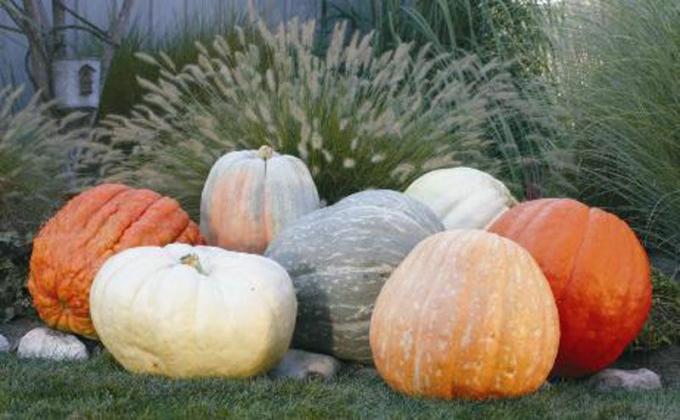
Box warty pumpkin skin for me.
[488,198,652,377]
[28,183,203,338]
[404,167,517,230]
[90,244,297,378]
[265,190,444,363]
[200,145,320,254]
[370,230,560,400]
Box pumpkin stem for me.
[257,145,274,160]
[180,254,206,275]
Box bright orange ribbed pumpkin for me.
[28,183,203,338]
[370,230,560,400]
[489,198,652,377]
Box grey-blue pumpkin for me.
[265,189,444,363]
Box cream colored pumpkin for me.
[405,167,517,230]
[90,244,297,378]
[200,145,320,254]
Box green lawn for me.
[1,353,679,419]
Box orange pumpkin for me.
[370,230,559,400]
[28,183,203,338]
[489,198,652,377]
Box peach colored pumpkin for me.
[489,198,652,377]
[28,183,203,338]
[370,230,560,400]
[200,146,320,254]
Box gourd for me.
[90,244,297,378]
[200,145,320,254]
[405,167,516,229]
[489,198,652,377]
[265,190,444,363]
[28,183,203,338]
[370,230,560,400]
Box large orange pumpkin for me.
[370,230,560,400]
[28,183,203,338]
[489,198,652,377]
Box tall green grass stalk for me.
[98,19,549,217]
[548,0,680,258]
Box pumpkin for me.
[370,230,560,400]
[404,167,516,230]
[200,145,320,254]
[265,190,444,363]
[90,244,297,378]
[28,183,203,338]
[489,199,652,377]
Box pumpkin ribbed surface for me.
[200,147,319,254]
[489,198,652,377]
[90,244,297,378]
[28,183,203,338]
[370,230,559,399]
[265,190,444,363]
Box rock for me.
[0,334,9,353]
[269,349,341,381]
[0,317,43,352]
[590,368,662,392]
[17,327,88,361]
[616,345,680,387]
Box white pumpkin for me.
[90,244,297,378]
[404,167,517,230]
[200,145,320,254]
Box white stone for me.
[17,327,88,361]
[590,368,662,392]
[0,334,9,353]
[269,349,341,381]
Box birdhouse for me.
[52,59,101,109]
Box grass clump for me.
[0,87,87,321]
[99,19,545,215]
[548,0,680,258]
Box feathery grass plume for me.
[547,0,680,258]
[0,87,88,321]
[100,19,548,216]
